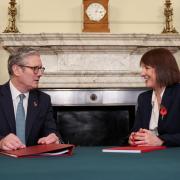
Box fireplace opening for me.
[43,89,144,146]
[53,105,135,146]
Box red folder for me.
[102,146,166,153]
[0,144,74,158]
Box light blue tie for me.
[16,94,26,144]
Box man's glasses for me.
[19,65,45,74]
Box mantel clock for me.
[83,0,110,32]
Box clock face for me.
[86,3,107,22]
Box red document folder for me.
[102,146,166,153]
[0,144,74,158]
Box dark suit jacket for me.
[0,82,60,146]
[132,83,180,147]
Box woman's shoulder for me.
[138,89,152,102]
[139,89,152,97]
[166,83,180,92]
[174,83,180,89]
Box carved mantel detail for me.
[0,33,180,88]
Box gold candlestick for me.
[3,0,20,33]
[162,0,178,34]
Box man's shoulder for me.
[0,81,9,88]
[0,82,10,95]
[30,89,50,99]
[31,89,49,96]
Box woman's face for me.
[140,63,158,89]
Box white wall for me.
[0,0,180,84]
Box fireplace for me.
[43,88,144,146]
[1,33,179,145]
[1,33,179,89]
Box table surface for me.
[0,147,180,180]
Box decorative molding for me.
[1,33,180,46]
[0,33,180,88]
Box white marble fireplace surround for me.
[0,33,180,89]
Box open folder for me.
[102,146,166,153]
[0,144,74,158]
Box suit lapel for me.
[144,92,153,128]
[0,82,16,133]
[161,86,173,113]
[158,86,173,127]
[25,90,39,142]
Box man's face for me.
[13,55,44,92]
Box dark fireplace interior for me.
[43,88,143,146]
[53,105,135,146]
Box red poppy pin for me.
[33,101,38,107]
[160,105,167,120]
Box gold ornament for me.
[162,0,178,34]
[3,0,20,33]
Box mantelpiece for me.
[0,33,180,88]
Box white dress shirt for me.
[149,88,165,135]
[9,81,29,119]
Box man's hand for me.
[38,133,60,145]
[0,133,26,150]
[129,128,164,146]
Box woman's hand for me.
[128,132,136,146]
[129,128,164,146]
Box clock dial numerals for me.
[86,3,106,22]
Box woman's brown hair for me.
[140,48,180,87]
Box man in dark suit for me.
[0,47,61,150]
[129,48,180,147]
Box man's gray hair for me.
[8,47,40,76]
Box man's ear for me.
[12,64,22,76]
